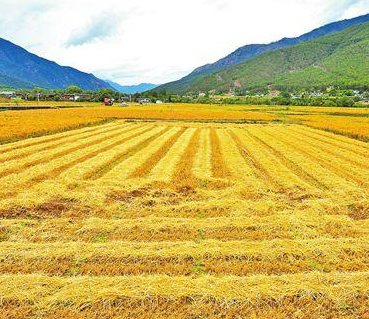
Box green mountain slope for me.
[190,22,369,93]
[157,13,369,93]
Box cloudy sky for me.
[0,0,368,85]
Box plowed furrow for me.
[1,272,368,308]
[192,129,212,181]
[86,127,171,180]
[257,127,353,190]
[228,130,279,189]
[149,128,197,182]
[0,125,143,180]
[247,128,326,190]
[130,128,187,178]
[1,238,368,276]
[299,125,369,151]
[30,126,155,183]
[231,128,313,190]
[244,128,312,190]
[3,297,368,319]
[0,123,125,164]
[3,212,366,242]
[1,253,367,276]
[172,129,201,188]
[0,293,369,319]
[210,129,230,179]
[271,128,369,188]
[288,127,369,171]
[291,125,369,158]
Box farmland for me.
[0,105,369,318]
[1,103,369,143]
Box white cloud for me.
[340,0,369,18]
[65,12,122,47]
[0,0,368,85]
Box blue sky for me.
[0,0,368,85]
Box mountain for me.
[0,37,113,90]
[106,81,159,94]
[0,72,35,89]
[190,21,369,93]
[157,13,369,93]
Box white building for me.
[0,91,16,98]
[137,98,151,104]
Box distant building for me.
[0,91,16,98]
[291,94,302,99]
[269,90,280,97]
[198,92,206,98]
[137,98,151,104]
[61,94,75,101]
[309,92,324,97]
[61,94,91,101]
[156,100,163,104]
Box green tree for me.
[12,97,22,106]
[94,89,117,102]
[66,85,83,94]
[279,91,291,99]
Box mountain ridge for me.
[190,21,369,92]
[157,12,369,93]
[0,37,113,90]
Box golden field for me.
[0,110,369,318]
[1,103,369,144]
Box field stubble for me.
[0,119,368,318]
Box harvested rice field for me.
[2,103,369,144]
[1,119,369,318]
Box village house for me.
[137,98,151,104]
[0,91,16,98]
[309,92,324,97]
[269,90,281,97]
[291,94,302,99]
[61,93,91,102]
[120,97,131,103]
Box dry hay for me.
[0,120,368,318]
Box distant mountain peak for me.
[106,80,159,94]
